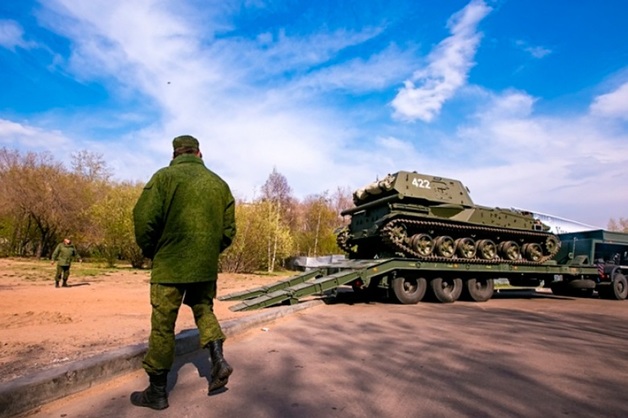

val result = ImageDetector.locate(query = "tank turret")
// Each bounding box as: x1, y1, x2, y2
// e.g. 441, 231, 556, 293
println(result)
337, 171, 559, 263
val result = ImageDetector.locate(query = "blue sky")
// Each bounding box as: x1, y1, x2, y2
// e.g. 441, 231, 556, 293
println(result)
1, 0, 627, 228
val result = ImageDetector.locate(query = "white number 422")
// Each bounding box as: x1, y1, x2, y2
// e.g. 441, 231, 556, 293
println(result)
411, 178, 431, 189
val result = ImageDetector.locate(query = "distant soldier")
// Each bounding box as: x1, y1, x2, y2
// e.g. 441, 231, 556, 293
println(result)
50, 238, 81, 288
131, 135, 236, 410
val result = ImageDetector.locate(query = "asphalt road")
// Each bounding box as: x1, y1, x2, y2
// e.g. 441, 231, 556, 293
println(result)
23, 290, 628, 418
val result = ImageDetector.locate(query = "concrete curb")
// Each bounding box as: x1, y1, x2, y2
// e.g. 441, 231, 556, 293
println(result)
0, 300, 323, 418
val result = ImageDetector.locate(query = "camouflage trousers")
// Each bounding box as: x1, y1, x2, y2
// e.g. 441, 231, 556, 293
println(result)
55, 265, 70, 284
143, 281, 226, 375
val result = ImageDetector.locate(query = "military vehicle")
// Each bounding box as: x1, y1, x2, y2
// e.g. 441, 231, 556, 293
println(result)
336, 170, 561, 263
221, 171, 627, 310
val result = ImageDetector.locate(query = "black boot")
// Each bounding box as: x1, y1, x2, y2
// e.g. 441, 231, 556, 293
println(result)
55, 281, 59, 288
207, 339, 233, 394
62, 280, 68, 287
130, 372, 169, 410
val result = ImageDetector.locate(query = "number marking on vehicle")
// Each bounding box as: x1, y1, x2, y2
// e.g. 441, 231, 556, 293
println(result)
412, 178, 431, 189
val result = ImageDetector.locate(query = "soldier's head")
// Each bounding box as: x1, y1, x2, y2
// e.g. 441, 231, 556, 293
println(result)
63, 238, 71, 245
172, 135, 202, 159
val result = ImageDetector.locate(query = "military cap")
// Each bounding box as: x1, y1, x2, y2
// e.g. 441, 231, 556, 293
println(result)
172, 135, 199, 150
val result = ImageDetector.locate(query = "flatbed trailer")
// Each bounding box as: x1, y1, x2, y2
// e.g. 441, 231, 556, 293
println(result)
221, 229, 628, 311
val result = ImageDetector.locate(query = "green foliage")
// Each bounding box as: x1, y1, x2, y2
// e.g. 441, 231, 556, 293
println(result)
220, 199, 294, 273
0, 148, 354, 273
87, 182, 144, 267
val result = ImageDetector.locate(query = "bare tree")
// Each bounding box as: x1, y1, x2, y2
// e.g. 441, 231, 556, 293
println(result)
260, 168, 295, 272
608, 218, 628, 232
0, 148, 103, 257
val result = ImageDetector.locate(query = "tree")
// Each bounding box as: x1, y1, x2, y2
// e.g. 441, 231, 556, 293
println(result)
294, 192, 341, 256
87, 182, 143, 267
0, 148, 92, 257
220, 199, 294, 273
259, 168, 296, 272
608, 218, 628, 232
0, 148, 113, 258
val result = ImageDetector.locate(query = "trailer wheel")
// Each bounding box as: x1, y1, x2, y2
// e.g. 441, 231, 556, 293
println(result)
550, 282, 569, 296
462, 278, 494, 302
391, 276, 427, 304
600, 273, 628, 300
429, 277, 463, 303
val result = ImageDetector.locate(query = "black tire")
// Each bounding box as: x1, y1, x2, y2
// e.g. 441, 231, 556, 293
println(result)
462, 278, 494, 302
600, 273, 628, 300
429, 277, 463, 303
391, 276, 427, 304
550, 282, 569, 296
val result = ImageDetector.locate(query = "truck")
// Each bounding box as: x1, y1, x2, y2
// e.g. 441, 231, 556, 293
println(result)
221, 171, 628, 310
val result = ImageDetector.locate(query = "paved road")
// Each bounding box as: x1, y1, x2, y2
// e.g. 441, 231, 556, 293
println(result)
24, 290, 628, 418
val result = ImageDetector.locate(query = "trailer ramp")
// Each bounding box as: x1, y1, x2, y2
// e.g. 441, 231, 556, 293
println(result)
219, 259, 391, 311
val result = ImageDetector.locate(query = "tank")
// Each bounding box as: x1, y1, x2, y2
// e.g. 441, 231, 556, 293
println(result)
336, 170, 560, 264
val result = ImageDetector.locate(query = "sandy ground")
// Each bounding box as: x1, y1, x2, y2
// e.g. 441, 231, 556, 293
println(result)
0, 258, 286, 384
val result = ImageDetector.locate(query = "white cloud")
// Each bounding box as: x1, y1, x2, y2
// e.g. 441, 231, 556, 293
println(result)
589, 82, 628, 120
290, 44, 417, 93
391, 0, 492, 122
515, 40, 552, 59
0, 119, 69, 148
443, 89, 628, 227
0, 20, 37, 50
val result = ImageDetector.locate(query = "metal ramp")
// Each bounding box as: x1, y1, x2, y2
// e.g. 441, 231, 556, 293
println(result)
219, 259, 394, 311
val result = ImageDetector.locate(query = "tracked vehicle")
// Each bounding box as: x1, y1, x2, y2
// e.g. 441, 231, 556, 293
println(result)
221, 171, 627, 310
336, 171, 560, 264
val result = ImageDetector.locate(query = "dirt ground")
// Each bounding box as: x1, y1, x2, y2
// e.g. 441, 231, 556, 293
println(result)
0, 258, 287, 384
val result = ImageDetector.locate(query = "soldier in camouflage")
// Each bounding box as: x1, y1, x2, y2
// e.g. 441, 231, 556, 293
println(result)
130, 135, 237, 411
50, 238, 81, 288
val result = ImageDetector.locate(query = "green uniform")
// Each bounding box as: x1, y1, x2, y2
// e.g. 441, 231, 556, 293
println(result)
133, 154, 236, 375
52, 242, 80, 285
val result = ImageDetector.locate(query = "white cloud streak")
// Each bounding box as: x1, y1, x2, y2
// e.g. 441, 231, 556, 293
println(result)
589, 82, 628, 120
0, 20, 38, 50
391, 0, 491, 122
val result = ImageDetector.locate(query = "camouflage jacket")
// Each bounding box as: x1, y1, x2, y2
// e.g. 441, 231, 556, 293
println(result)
133, 154, 236, 284
52, 243, 79, 266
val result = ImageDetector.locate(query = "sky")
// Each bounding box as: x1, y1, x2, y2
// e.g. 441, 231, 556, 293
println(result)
1, 0, 627, 228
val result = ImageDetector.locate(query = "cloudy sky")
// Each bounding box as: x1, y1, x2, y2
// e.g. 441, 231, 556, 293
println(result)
1, 0, 627, 227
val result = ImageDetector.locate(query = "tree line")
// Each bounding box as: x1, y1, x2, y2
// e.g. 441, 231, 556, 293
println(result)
2, 147, 626, 273
0, 147, 352, 273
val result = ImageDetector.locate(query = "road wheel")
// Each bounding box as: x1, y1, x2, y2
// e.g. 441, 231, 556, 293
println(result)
410, 234, 434, 256
434, 236, 455, 258
462, 278, 494, 302
429, 277, 463, 303
522, 243, 543, 262
476, 239, 497, 260
391, 276, 427, 304
499, 241, 521, 261
455, 237, 476, 259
